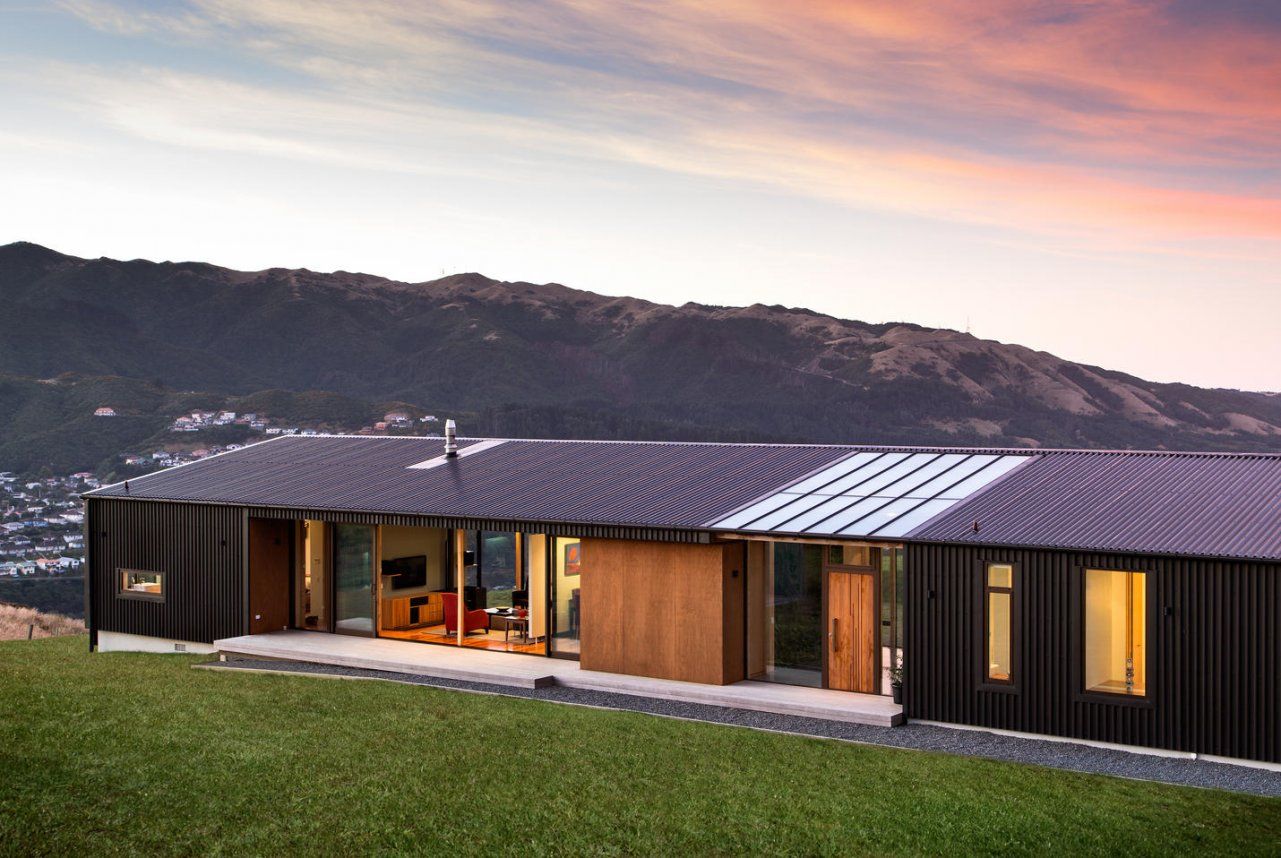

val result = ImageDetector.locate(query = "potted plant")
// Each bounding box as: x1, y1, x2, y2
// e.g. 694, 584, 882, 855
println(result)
888, 656, 904, 704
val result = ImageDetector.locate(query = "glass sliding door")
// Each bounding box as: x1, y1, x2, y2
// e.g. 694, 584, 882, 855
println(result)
480, 531, 517, 607
333, 523, 376, 636
551, 536, 582, 657
295, 520, 329, 630
763, 543, 824, 687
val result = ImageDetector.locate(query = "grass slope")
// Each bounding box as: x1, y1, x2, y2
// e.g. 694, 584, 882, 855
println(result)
1, 637, 1277, 856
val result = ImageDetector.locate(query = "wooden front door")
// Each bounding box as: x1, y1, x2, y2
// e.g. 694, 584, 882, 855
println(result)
827, 570, 877, 693
249, 518, 293, 634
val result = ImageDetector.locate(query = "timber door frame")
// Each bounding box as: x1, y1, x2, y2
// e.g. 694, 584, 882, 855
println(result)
822, 558, 880, 694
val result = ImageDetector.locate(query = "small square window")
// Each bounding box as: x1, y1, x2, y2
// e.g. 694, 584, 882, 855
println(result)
119, 569, 164, 601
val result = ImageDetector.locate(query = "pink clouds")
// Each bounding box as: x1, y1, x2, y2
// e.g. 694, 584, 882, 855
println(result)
57, 0, 1281, 242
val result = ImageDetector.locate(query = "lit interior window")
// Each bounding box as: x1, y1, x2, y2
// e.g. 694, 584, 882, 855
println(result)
1084, 569, 1146, 697
120, 569, 164, 600
985, 563, 1013, 683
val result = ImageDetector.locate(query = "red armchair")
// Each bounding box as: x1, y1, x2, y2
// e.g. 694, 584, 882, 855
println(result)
442, 592, 488, 636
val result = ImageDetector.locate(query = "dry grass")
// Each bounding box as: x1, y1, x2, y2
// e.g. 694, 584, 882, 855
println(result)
0, 602, 85, 641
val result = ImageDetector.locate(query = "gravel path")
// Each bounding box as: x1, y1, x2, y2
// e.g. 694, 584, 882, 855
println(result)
201, 656, 1281, 798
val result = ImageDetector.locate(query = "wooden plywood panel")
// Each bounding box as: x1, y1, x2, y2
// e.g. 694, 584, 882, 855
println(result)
722, 542, 746, 684
853, 573, 877, 693
580, 539, 739, 685
249, 518, 292, 634
827, 572, 854, 690
746, 541, 768, 679
827, 570, 878, 693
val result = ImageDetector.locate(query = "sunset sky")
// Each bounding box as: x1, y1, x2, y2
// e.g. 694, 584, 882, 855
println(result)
2, 1, 1279, 390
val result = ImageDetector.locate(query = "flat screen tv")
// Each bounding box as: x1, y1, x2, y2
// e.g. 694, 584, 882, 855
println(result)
382, 555, 427, 590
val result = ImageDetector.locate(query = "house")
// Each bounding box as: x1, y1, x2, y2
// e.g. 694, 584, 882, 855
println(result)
81, 432, 1281, 766
94, 407, 116, 417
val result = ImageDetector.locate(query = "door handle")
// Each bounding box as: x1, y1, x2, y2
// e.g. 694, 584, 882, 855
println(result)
830, 618, 840, 652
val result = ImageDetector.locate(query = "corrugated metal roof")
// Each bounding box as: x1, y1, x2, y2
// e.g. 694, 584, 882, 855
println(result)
86, 435, 853, 530
910, 449, 1281, 561
706, 451, 1031, 537
85, 435, 1281, 561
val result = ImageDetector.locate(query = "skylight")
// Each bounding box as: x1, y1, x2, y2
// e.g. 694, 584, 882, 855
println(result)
707, 451, 1031, 538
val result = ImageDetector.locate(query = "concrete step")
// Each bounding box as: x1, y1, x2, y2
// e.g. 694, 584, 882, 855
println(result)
560, 670, 904, 727
214, 631, 557, 689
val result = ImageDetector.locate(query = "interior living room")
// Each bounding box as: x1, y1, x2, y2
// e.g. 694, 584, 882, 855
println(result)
292, 519, 584, 657
376, 527, 549, 655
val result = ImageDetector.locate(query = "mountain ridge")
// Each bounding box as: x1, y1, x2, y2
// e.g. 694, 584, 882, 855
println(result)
1, 241, 1279, 472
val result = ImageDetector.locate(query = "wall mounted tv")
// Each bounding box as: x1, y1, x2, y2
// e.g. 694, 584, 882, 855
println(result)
382, 555, 428, 590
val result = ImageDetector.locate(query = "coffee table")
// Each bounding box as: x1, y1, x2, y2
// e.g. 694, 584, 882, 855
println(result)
485, 610, 530, 642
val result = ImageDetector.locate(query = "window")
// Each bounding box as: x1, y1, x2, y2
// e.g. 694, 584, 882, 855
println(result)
827, 544, 871, 567
984, 563, 1014, 684
119, 569, 164, 601
760, 543, 824, 687
1084, 569, 1146, 697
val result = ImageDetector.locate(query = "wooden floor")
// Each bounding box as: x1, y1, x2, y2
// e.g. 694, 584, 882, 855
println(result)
379, 624, 546, 655
213, 630, 903, 726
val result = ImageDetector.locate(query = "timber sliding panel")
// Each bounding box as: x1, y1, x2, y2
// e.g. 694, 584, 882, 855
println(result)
907, 543, 1281, 763
580, 539, 744, 685
826, 570, 877, 693
248, 518, 292, 634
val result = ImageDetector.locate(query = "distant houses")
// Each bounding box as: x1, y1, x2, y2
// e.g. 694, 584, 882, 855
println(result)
93, 407, 116, 417
0, 470, 87, 573
171, 409, 271, 433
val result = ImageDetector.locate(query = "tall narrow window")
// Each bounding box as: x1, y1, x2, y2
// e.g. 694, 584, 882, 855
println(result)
984, 563, 1014, 683
1084, 569, 1146, 697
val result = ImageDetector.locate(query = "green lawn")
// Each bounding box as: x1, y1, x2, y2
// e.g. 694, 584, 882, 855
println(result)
1, 637, 1277, 856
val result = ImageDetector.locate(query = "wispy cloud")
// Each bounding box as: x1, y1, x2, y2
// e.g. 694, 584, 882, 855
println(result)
48, 0, 1281, 246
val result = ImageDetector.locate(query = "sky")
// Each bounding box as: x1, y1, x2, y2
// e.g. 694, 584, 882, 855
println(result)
1, 1, 1279, 391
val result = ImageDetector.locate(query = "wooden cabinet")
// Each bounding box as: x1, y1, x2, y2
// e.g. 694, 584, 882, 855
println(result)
380, 590, 444, 630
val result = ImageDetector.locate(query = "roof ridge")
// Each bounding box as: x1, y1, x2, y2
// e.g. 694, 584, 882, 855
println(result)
269, 433, 1281, 459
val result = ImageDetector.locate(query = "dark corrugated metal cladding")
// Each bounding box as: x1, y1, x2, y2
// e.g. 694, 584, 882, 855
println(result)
907, 542, 1281, 763
88, 498, 244, 643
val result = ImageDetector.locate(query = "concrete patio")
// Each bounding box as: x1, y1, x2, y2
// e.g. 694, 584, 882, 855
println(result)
213, 630, 904, 727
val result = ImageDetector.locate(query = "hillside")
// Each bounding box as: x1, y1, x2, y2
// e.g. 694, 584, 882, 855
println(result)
0, 603, 84, 640
2, 241, 1280, 471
